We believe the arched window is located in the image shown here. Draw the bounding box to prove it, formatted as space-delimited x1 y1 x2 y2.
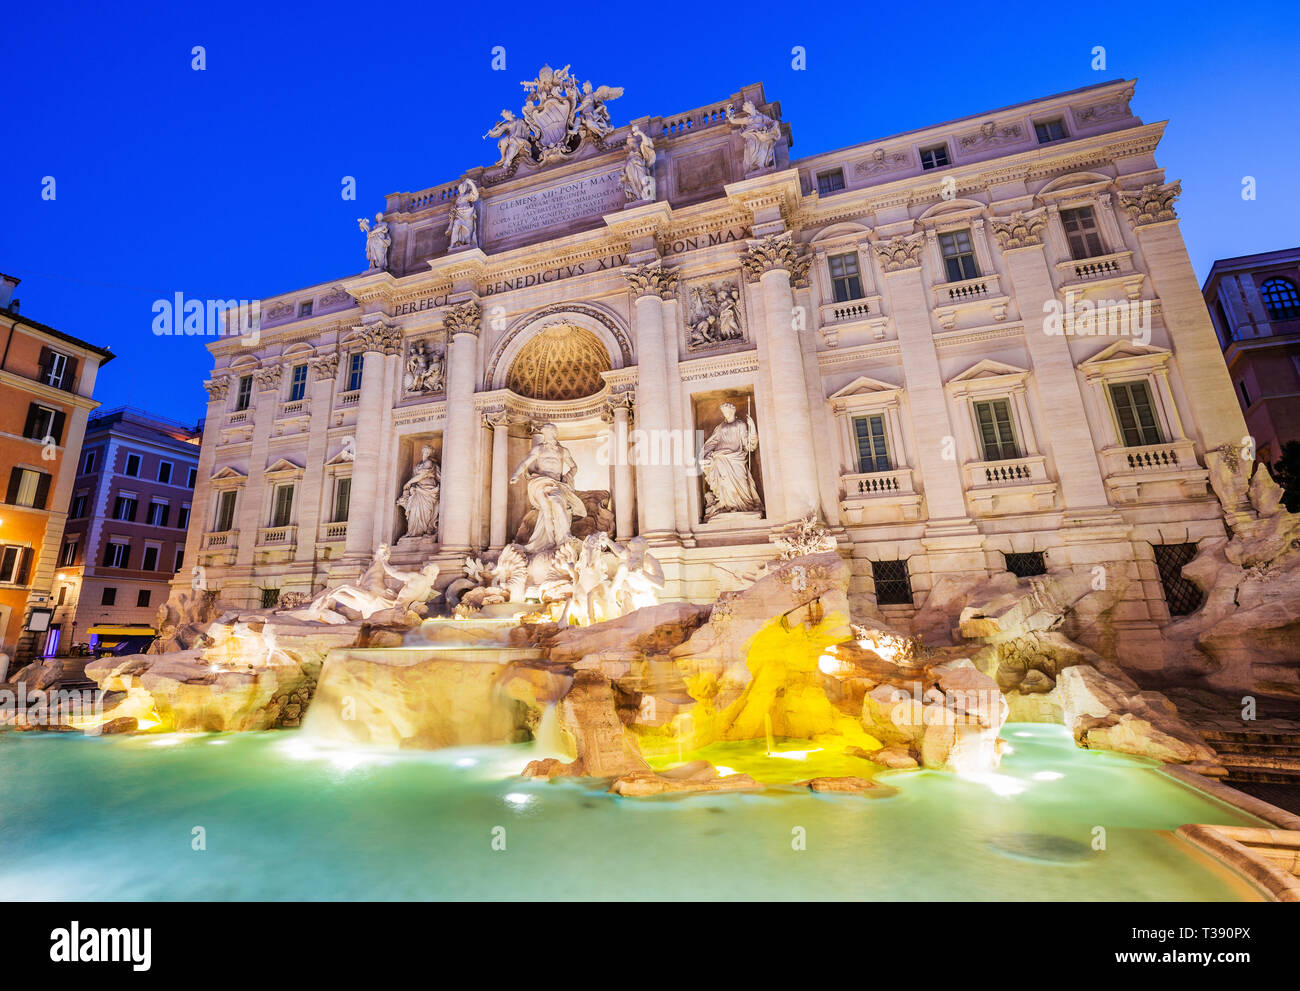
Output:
1260 277 1300 320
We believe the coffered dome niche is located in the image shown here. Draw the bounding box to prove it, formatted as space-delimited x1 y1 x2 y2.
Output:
505 324 612 401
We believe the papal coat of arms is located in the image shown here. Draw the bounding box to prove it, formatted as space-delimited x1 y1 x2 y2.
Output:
483 64 623 171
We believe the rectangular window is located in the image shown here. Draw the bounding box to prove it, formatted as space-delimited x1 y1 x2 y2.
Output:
42 349 71 390
178 504 191 530
919 144 950 170
0 546 32 585
124 453 141 477
113 495 138 522
57 585 67 605
1035 118 1068 144
9 468 50 509
271 484 295 527
174 547 185 572
101 587 117 606
102 542 129 568
146 500 169 527
186 466 197 488
872 560 913 606
235 375 253 411
973 399 1021 461
827 252 864 303
1109 381 1164 446
141 545 159 571
261 588 281 609
939 229 980 282
853 415 891 474
1152 542 1205 617
1060 206 1105 260
333 476 352 523
24 404 60 442
69 493 87 519
289 363 308 401
136 589 152 608
816 168 845 195
59 539 78 567
81 450 97 474
1005 551 1047 578
298 301 313 318
157 460 173 484
347 353 364 392
214 490 237 532
1238 380 1252 407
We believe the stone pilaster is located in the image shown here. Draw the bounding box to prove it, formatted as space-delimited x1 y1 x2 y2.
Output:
236 364 285 568
438 300 483 554
1120 181 1248 451
487 409 510 549
991 212 1111 514
608 393 635 540
343 323 400 561
294 354 339 564
626 263 678 539
872 233 972 530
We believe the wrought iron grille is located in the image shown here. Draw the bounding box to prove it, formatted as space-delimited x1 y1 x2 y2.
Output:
1005 551 1047 578
872 559 913 606
1151 542 1204 617
260 588 281 609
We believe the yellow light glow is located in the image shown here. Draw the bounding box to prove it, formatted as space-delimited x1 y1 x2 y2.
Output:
714 766 738 776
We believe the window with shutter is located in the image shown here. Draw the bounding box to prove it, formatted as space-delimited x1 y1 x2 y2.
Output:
973 400 1020 461
1108 381 1163 446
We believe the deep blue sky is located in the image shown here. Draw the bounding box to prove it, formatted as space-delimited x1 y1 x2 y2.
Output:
2 0 1297 424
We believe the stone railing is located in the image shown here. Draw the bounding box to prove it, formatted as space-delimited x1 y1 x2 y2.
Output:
257 525 298 547
818 297 876 326
1055 249 1134 282
1100 439 1207 503
202 530 237 549
279 399 309 418
337 390 360 408
842 467 914 498
963 454 1051 489
319 521 348 542
228 410 250 424
932 272 1001 306
963 455 1057 513
660 102 731 137
838 468 923 524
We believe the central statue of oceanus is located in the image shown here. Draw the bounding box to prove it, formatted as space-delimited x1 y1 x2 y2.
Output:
509 422 586 553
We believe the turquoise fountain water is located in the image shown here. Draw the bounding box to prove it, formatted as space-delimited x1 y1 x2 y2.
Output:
0 723 1265 900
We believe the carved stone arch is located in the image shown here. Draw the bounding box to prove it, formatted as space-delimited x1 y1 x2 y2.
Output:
485 301 633 392
916 198 988 224
809 221 872 245
228 353 259 372
1035 171 1114 204
282 341 316 359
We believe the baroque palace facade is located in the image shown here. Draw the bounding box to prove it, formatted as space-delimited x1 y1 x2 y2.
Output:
184 70 1245 662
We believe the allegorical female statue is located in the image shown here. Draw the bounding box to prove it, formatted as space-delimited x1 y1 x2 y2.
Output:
446 178 480 249
397 445 441 538
698 401 762 520
727 100 781 173
358 212 390 270
509 422 587 554
620 126 656 202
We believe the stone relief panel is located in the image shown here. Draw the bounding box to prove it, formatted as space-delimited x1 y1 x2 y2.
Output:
683 279 746 352
672 147 735 200
403 339 447 397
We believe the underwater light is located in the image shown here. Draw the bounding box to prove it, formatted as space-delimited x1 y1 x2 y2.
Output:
1032 771 1064 781
715 766 738 776
769 748 822 761
455 757 477 768
504 792 533 806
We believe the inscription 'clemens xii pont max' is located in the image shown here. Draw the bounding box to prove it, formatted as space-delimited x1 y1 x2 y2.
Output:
482 170 626 243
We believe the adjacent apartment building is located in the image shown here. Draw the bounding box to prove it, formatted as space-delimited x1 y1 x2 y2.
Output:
51 407 201 652
1202 247 1300 466
0 273 114 664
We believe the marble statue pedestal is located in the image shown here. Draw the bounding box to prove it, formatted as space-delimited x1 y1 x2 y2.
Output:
694 511 767 547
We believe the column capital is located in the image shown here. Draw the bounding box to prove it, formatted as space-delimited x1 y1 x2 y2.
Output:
871 233 925 273
309 352 340 381
252 364 283 392
443 300 482 337
741 231 811 286
990 210 1048 251
1120 181 1181 228
204 376 231 401
352 321 403 355
625 261 679 299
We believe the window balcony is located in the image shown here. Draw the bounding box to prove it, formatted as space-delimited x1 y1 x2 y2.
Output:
202 529 237 549
818 294 883 327
931 273 1009 328
337 390 361 408
1100 439 1208 503
257 524 298 548
319 521 348 542
838 468 924 524
278 398 309 418
1055 250 1144 301
227 410 251 424
963 455 1058 514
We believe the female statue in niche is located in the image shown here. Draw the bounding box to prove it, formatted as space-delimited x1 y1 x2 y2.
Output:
397 445 441 539
699 401 761 520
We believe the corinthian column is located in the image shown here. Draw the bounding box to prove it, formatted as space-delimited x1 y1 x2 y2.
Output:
438 299 482 554
344 322 400 561
295 353 339 564
742 232 821 522
608 393 635 539
625 263 678 539
1118 181 1248 451
487 410 510 549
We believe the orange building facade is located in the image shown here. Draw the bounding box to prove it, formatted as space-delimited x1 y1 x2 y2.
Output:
0 274 114 667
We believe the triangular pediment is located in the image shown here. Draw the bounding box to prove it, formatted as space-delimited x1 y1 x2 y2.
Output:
211 466 247 481
266 457 304 474
829 375 901 398
325 446 355 466
949 358 1028 382
1079 340 1171 366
